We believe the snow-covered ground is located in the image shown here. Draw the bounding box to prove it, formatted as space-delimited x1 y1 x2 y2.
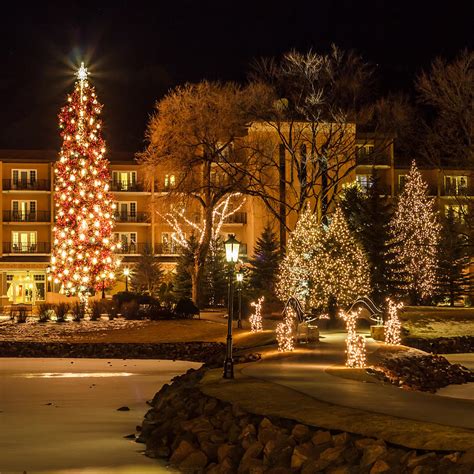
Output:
0 318 144 342
0 358 200 472
436 354 474 401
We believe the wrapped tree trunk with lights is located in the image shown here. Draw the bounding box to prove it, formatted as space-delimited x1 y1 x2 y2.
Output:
50 63 119 308
389 161 441 304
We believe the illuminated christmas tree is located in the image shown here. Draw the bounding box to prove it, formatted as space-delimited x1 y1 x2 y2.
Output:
389 161 440 304
275 205 322 308
50 63 118 304
310 207 371 312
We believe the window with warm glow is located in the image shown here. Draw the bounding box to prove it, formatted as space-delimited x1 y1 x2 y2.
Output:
445 204 468 223
444 176 468 195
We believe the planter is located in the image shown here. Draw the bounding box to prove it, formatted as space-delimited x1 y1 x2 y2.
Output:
371 325 385 341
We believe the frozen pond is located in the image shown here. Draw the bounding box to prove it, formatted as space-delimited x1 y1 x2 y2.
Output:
0 358 201 473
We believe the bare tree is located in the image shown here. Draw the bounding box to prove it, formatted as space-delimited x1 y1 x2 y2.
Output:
138 81 256 306
219 46 409 249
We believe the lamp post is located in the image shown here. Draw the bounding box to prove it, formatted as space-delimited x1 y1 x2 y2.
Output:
236 270 244 329
223 234 240 379
123 267 130 292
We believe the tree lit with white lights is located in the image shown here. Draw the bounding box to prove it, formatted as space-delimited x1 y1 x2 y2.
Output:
50 63 119 302
389 161 440 304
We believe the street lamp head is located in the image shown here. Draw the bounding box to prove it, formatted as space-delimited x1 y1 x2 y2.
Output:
236 271 244 283
224 234 240 263
123 267 131 277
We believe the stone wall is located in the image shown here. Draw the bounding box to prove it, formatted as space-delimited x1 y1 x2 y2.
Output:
138 367 474 473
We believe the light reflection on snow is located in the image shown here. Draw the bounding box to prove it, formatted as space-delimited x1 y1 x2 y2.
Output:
15 372 135 378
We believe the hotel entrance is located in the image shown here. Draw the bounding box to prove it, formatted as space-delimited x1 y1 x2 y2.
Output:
5 272 46 305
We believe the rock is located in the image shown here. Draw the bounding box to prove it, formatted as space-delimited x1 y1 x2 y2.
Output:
301 458 331 473
155 445 170 458
332 432 351 446
292 424 311 442
181 416 213 434
412 466 435 474
406 452 436 468
203 398 219 415
116 406 130 411
361 445 387 467
210 430 227 444
179 450 208 470
169 439 196 465
343 446 360 464
312 430 332 446
232 403 248 417
238 457 265 474
266 468 292 474
326 466 351 474
228 422 242 443
370 459 390 473
200 440 219 462
291 444 321 470
320 446 345 463
217 443 242 464
239 423 257 450
241 441 264 462
354 438 384 450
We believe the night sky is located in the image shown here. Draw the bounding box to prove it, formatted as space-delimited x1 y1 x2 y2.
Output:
1 1 472 153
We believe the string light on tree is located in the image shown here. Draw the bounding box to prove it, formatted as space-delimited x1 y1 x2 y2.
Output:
276 306 296 352
385 298 403 345
339 309 367 368
249 296 264 333
50 62 118 307
389 161 440 304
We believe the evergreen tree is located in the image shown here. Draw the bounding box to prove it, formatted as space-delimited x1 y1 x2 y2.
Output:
340 177 402 303
202 237 228 307
276 205 322 308
249 226 281 300
437 209 470 306
389 161 441 304
173 234 198 300
51 63 118 301
130 246 163 296
310 206 371 313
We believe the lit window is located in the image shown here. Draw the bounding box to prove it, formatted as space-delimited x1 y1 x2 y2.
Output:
445 204 468 223
398 174 407 191
445 176 468 196
356 175 373 192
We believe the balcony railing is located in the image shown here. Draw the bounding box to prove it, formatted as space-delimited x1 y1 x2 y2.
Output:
3 210 51 222
3 179 51 191
442 185 473 197
115 242 152 254
3 242 51 254
155 243 181 255
223 212 247 224
114 212 150 223
110 180 144 192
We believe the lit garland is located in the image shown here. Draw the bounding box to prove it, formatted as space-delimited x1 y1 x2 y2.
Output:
276 306 296 351
276 205 370 311
389 161 441 302
385 298 403 345
249 296 264 332
339 309 367 368
50 63 119 301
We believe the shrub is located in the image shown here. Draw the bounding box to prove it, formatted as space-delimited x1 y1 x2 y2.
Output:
55 303 70 322
71 301 86 322
113 291 139 309
15 306 29 323
100 299 119 320
38 303 54 323
90 300 103 321
120 300 141 320
174 297 200 319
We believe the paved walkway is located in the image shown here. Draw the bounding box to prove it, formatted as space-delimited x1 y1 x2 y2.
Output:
242 332 474 430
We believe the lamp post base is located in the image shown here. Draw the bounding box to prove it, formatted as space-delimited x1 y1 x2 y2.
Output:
237 319 242 329
223 357 234 379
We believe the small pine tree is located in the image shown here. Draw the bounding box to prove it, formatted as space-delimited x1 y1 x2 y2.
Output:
249 226 281 300
173 234 198 300
437 209 470 306
202 237 228 307
276 205 322 308
130 246 163 296
311 206 371 313
389 161 441 304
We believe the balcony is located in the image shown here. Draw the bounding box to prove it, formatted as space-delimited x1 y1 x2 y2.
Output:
115 242 152 255
3 210 51 222
114 212 150 223
155 242 181 255
110 180 144 192
3 242 51 254
224 212 247 224
442 184 473 197
3 179 51 191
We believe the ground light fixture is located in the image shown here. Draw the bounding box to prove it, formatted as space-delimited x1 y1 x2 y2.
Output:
223 234 240 379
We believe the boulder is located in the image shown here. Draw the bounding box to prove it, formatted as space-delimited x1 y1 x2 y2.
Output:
332 432 351 446
312 430 332 446
292 424 311 442
242 441 264 462
360 445 387 467
238 457 265 474
217 443 242 464
370 459 390 473
354 438 384 450
200 440 219 462
169 439 196 465
181 415 213 434
301 458 332 473
291 444 321 470
179 449 208 470
320 446 345 463
406 452 436 469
